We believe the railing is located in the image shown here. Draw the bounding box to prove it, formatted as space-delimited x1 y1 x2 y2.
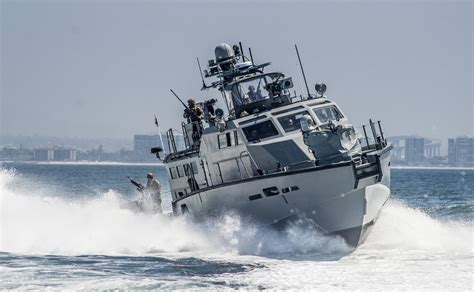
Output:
166 128 177 154
212 151 317 185
355 119 388 152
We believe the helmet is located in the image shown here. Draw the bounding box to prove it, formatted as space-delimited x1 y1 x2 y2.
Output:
147 173 154 179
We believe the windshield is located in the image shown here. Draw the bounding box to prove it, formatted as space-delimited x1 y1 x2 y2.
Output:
313 105 344 123
277 111 312 132
232 77 271 106
242 120 279 143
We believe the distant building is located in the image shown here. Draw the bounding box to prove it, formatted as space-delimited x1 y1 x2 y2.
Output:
387 137 405 162
53 148 77 161
387 136 442 165
0 146 34 161
405 137 425 163
425 139 441 159
33 147 77 161
174 134 185 151
133 135 163 161
448 136 474 166
161 133 185 153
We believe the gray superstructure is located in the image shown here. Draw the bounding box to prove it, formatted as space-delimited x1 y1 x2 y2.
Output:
154 43 392 246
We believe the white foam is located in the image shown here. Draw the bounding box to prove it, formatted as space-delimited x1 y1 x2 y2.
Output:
1 161 163 166
1 168 473 290
0 169 350 257
0 168 472 257
0 169 213 255
362 200 473 252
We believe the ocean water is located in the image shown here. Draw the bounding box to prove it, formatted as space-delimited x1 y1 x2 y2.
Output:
0 162 472 290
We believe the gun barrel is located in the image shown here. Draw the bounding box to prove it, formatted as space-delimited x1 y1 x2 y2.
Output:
170 89 188 109
128 177 144 192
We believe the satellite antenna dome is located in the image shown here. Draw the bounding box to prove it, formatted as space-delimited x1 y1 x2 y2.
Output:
215 43 235 62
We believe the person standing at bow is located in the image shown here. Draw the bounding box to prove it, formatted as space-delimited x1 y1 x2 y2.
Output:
144 172 162 213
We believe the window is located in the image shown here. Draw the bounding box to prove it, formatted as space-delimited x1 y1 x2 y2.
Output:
177 165 184 177
191 162 199 174
218 131 239 149
183 162 199 176
169 167 177 179
313 106 343 124
234 131 240 145
271 106 304 116
183 164 190 176
242 120 279 143
277 111 312 132
231 76 271 106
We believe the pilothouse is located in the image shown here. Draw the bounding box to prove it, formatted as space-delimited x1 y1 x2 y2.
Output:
153 42 393 247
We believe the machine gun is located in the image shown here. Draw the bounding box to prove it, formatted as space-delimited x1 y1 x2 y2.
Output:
170 89 202 122
127 176 145 193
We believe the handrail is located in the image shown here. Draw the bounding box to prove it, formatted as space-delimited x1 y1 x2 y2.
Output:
240 150 259 176
354 119 387 151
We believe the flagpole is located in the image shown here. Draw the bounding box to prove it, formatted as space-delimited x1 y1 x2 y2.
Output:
155 115 166 156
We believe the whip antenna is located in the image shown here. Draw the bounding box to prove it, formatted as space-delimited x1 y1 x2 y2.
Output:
295 44 311 99
248 47 254 65
196 57 207 90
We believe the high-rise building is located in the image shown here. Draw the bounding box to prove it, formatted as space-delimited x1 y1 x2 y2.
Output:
160 132 185 154
34 148 54 161
33 147 77 161
133 135 163 161
404 137 425 163
448 136 474 166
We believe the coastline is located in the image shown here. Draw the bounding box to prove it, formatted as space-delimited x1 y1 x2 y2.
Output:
2 160 473 170
0 160 164 166
390 165 474 171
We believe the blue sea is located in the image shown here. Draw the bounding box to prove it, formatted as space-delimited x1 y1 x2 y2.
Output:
0 162 472 290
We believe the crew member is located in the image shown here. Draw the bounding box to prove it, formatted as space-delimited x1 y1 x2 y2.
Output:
185 98 203 122
144 173 162 213
185 99 204 145
247 85 262 102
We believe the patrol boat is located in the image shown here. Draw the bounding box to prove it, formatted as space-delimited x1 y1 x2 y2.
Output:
153 43 392 246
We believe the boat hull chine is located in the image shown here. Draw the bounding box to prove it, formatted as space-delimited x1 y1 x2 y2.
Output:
173 151 391 247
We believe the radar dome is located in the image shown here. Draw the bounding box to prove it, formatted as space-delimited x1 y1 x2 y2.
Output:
215 43 234 62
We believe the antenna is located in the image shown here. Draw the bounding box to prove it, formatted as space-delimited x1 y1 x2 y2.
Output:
239 41 246 62
295 44 311 99
196 57 207 90
248 47 254 65
154 114 166 156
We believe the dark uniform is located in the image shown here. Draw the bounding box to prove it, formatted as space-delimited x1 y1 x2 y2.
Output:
184 99 204 145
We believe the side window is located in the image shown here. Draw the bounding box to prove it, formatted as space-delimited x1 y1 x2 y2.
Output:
313 106 343 124
183 164 190 176
242 120 279 143
218 134 227 149
277 111 312 132
234 131 240 145
226 132 234 147
183 163 198 175
218 131 239 149
177 165 184 177
169 167 177 179
191 162 199 174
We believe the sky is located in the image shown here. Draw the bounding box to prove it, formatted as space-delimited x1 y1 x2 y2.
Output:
1 0 472 142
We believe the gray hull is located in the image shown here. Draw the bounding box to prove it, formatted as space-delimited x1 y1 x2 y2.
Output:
174 149 391 246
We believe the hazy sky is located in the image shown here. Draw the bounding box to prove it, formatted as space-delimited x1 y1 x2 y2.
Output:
1 0 472 141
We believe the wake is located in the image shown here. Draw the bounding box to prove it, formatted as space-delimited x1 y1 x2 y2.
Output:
0 168 472 257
